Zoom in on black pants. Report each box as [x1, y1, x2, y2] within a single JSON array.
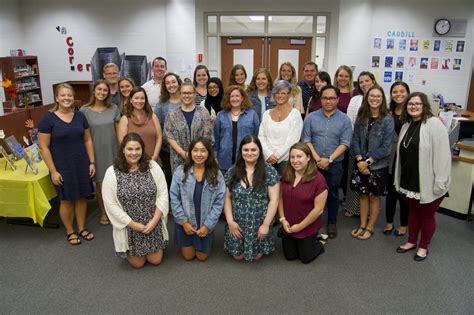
[[340, 150, 350, 197], [160, 149, 172, 189], [282, 233, 324, 264], [386, 173, 409, 226]]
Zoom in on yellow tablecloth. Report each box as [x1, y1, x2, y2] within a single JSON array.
[[0, 158, 57, 227]]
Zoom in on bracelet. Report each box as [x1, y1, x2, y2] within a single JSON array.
[[279, 217, 286, 222], [365, 159, 372, 166], [181, 219, 188, 225], [89, 161, 96, 165]]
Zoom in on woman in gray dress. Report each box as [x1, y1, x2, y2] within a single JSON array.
[[80, 80, 120, 225]]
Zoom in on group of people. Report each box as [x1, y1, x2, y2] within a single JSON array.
[[37, 57, 451, 267]]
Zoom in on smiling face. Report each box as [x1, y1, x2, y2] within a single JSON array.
[[367, 88, 383, 113], [315, 75, 328, 92], [320, 88, 339, 114], [94, 83, 109, 102], [191, 141, 209, 167], [280, 65, 293, 81], [235, 69, 246, 85], [391, 84, 409, 105], [336, 69, 350, 88], [274, 88, 290, 106], [358, 75, 375, 95], [290, 148, 310, 173], [130, 91, 146, 111], [55, 87, 74, 110], [407, 96, 424, 121], [103, 66, 119, 85], [241, 142, 260, 164], [255, 72, 269, 92], [123, 140, 142, 167], [180, 85, 196, 106], [230, 89, 243, 109], [195, 69, 209, 87], [119, 80, 133, 97], [208, 82, 220, 97], [152, 59, 167, 81], [165, 75, 179, 95], [303, 64, 317, 83]]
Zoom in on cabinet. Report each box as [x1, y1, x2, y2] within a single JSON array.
[[0, 56, 43, 108]]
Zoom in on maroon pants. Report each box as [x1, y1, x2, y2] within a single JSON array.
[[405, 196, 444, 249]]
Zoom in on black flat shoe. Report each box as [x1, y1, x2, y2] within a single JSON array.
[[394, 229, 407, 236], [383, 227, 394, 235], [396, 245, 416, 253], [414, 250, 429, 262]]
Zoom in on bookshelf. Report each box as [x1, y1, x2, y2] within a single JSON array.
[[1, 56, 44, 110]]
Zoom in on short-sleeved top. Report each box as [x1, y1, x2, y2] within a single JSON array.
[[281, 172, 327, 238], [38, 111, 94, 200], [79, 105, 120, 181], [127, 115, 157, 158]]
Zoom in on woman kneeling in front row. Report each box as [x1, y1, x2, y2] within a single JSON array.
[[170, 137, 226, 261], [279, 143, 328, 264], [102, 133, 169, 268]]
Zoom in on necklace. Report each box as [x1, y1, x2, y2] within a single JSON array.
[[402, 123, 420, 148], [231, 110, 241, 121]]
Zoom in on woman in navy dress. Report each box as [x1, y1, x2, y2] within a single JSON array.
[[38, 83, 95, 245]]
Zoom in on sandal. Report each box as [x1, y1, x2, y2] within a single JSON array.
[[67, 232, 81, 245], [78, 229, 94, 241], [344, 211, 354, 217], [357, 228, 374, 240], [99, 214, 110, 225], [351, 226, 366, 238]]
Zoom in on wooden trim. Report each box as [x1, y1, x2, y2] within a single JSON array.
[[457, 142, 474, 151], [452, 155, 474, 164]]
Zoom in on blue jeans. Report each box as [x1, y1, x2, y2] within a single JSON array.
[[320, 161, 343, 225]]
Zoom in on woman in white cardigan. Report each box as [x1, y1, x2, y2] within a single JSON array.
[[102, 132, 169, 268], [259, 80, 303, 175], [394, 92, 451, 262]]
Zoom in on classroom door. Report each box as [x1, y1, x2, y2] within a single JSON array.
[[221, 36, 312, 87]]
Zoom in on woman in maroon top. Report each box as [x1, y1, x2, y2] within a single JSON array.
[[278, 142, 328, 264], [334, 65, 355, 113]]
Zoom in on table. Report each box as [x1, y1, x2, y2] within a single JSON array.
[[0, 158, 57, 227]]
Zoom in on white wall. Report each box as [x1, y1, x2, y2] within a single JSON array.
[[338, 0, 474, 106]]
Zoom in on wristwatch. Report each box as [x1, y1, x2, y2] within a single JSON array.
[[328, 157, 333, 164]]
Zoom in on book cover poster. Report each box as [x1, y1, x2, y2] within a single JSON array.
[[433, 40, 441, 52], [371, 56, 380, 68], [430, 58, 439, 70], [0, 145, 16, 171], [384, 71, 393, 83], [444, 40, 453, 52], [395, 71, 403, 81], [422, 40, 431, 52], [441, 57, 451, 70], [453, 58, 461, 70], [409, 39, 419, 51], [373, 37, 382, 49], [386, 38, 395, 50], [420, 57, 429, 69], [407, 71, 416, 83], [456, 41, 465, 52], [385, 56, 394, 68], [407, 57, 417, 69], [398, 39, 407, 51], [396, 56, 405, 68]]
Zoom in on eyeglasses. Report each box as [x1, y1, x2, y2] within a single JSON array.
[[407, 102, 423, 107], [321, 96, 338, 101], [208, 85, 219, 90]]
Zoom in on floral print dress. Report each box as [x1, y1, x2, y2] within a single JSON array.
[[224, 164, 279, 261]]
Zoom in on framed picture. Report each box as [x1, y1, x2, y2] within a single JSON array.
[[0, 145, 17, 171], [17, 145, 38, 174], [27, 143, 42, 163]]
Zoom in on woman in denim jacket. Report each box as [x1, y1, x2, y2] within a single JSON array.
[[170, 137, 225, 261], [214, 85, 260, 172], [350, 86, 394, 240], [247, 68, 275, 121]]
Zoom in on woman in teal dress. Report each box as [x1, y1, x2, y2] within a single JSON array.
[[224, 135, 280, 261]]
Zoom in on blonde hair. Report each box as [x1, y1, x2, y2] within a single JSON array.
[[334, 65, 353, 93], [103, 63, 119, 73], [50, 83, 75, 112], [277, 62, 299, 98]]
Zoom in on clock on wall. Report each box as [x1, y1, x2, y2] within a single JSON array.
[[434, 18, 451, 35]]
